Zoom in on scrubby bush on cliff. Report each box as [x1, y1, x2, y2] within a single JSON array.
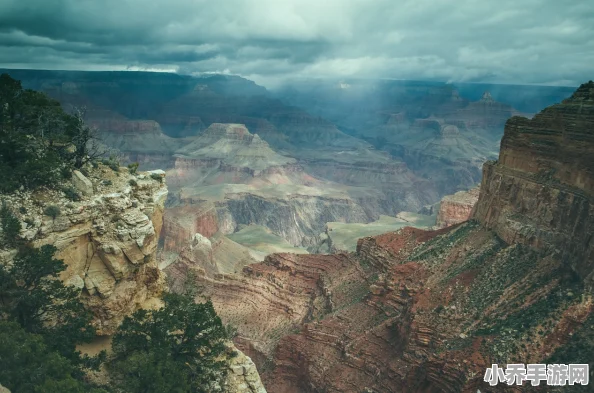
[[110, 292, 229, 393], [102, 154, 120, 172], [62, 185, 82, 202], [43, 204, 61, 219], [127, 162, 139, 175], [150, 172, 163, 183], [0, 74, 106, 193]]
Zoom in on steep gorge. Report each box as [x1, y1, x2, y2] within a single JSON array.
[[166, 82, 594, 392]]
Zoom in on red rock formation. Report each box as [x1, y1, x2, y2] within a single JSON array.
[[435, 187, 480, 228], [162, 203, 219, 254]]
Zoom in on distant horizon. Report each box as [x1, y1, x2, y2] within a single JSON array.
[[0, 67, 582, 89]]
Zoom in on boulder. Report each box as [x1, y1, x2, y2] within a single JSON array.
[[72, 170, 93, 196]]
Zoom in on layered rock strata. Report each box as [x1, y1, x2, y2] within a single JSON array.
[[474, 81, 594, 285], [165, 123, 374, 248]]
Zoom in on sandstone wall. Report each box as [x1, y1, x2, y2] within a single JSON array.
[[162, 203, 219, 254], [226, 347, 268, 393]]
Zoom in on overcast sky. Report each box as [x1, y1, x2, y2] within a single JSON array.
[[0, 0, 592, 87]]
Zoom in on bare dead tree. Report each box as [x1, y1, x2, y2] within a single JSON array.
[[71, 106, 108, 168]]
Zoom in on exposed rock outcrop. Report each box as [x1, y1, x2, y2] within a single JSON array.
[[435, 186, 480, 228], [162, 203, 219, 254], [0, 164, 168, 335], [226, 347, 268, 393]]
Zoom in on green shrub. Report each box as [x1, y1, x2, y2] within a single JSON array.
[[0, 322, 107, 393], [103, 180, 113, 186], [104, 154, 120, 172], [43, 205, 61, 220], [127, 162, 139, 175], [110, 294, 228, 393], [150, 173, 163, 183], [0, 74, 104, 193], [62, 186, 81, 202], [129, 179, 137, 187], [0, 245, 108, 392], [61, 167, 73, 179], [18, 206, 27, 214], [225, 323, 239, 338]]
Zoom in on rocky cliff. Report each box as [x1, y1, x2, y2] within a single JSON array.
[[474, 81, 594, 285], [165, 82, 594, 392], [0, 165, 168, 335], [435, 186, 480, 228]]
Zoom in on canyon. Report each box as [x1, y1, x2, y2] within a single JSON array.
[[2, 70, 444, 252], [164, 81, 594, 392], [1, 68, 588, 392]]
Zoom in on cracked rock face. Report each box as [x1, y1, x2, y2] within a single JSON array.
[[0, 165, 168, 335]]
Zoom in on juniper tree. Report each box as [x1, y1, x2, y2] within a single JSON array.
[[111, 293, 229, 393]]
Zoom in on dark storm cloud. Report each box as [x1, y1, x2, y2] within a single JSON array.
[[0, 0, 592, 86]]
